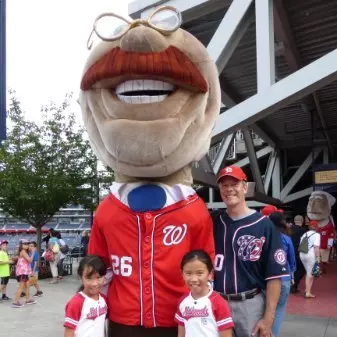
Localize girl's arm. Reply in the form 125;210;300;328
219;329;233;337
177;325;185;337
64;327;75;337
21;250;33;262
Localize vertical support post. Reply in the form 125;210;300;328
323;147;329;164
209;188;214;203
242;128;264;193
272;153;281;199
212;134;235;174
264;150;277;194
0;0;6;141
255;0;275;92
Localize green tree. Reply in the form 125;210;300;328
0;91;113;257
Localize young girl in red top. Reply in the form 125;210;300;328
12;239;36;307
175;250;234;337
64;255;108;337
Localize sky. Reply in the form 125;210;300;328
6;0;132;123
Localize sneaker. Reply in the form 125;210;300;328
12;302;24;308
25;299;36;305
2;295;11;301
48;280;58;284
33;291;43;297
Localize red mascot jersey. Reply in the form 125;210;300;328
88;193;215;328
316;221;334;249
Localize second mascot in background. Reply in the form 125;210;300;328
78;6;221;337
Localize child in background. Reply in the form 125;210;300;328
12;239;36;308
0;240;12;301
175;250;234;337
28;241;43;297
64;255;108;337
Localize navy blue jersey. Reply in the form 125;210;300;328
213;211;289;294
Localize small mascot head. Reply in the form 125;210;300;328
307;191;336;221
79;6;220;178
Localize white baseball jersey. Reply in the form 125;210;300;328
175;290;234;337
64;292;108;337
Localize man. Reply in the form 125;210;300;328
213;166;288;337
290;215;307;293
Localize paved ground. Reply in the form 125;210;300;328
0;262;336;337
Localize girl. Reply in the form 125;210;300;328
299;220;321;298
12;239;36;307
175;250;234;337
64;255;108;337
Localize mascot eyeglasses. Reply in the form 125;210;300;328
87;6;182;50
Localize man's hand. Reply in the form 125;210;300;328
252;317;273;337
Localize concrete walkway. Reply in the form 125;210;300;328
0;270;336;337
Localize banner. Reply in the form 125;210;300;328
313;164;337;193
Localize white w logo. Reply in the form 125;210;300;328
163;224;187;246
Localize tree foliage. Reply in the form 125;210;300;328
0;91;114;228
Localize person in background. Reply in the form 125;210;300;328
12;239;36;307
290;215;307;293
28;241;43;297
0;240;12;301
81;231;90;257
48;231;61;284
269;212;296;337
56;232;67;280
299;220;320;298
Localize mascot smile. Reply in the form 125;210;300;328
79;6;220;337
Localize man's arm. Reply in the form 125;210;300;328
252;278;281;337
64;327;75;337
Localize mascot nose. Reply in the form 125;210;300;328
120;25;168;52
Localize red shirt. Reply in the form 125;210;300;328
88;193;215;328
316;221;334;249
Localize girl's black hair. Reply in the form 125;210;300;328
77;255;107;292
180;249;213;273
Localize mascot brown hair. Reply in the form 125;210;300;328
79;7;220;337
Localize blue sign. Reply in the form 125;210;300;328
0;0;6;141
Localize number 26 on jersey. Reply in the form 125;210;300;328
111;255;133;277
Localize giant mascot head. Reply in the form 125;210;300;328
307;190;336;225
79;6;220;183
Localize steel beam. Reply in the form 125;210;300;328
242;128;264;193
207;0;254;74
273;0;334;157
283;187;313;204
323;147;329;164
212;134;235;174
255;0;275;92
234;146;273;168
191;166;216;187
280;148;322;201
264;150;277;194
272;154;281;199
212;47;337;138
250;124;276;148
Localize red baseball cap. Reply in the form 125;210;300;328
309;220;319;228
217;166;247;183
261;205;283;217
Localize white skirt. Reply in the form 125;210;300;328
300;250;316;276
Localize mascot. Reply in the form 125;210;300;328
79;6;220;337
307;190;336;274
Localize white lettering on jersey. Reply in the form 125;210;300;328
214;254;224;271
237;235;266;261
163;224;187;246
111;255;133;276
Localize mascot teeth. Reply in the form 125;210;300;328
115;80;175;104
